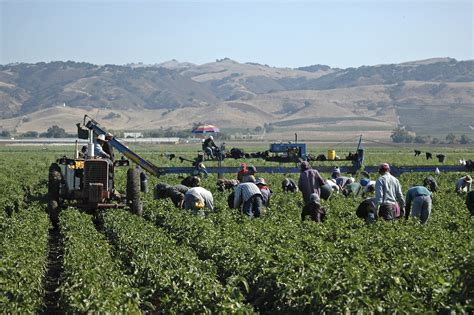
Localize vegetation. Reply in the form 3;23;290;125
0;145;472;312
59;208;141;313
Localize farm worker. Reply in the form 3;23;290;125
360;178;376;198
103;133;115;161
455;175;472;194
154;183;188;208
342;181;363;198
331;167;354;189
184;186;214;217
242;165;257;183
374;163;405;221
331;167;341;179
281;178;299;193
234;179;263;218
466;190;474;215
135;165;148;193
94;134;111;159
356;197;377;223
301;193;326;222
404;185;433;224
320;182;333;201
423;175;438;192
237;162;248;182
255;177;272;207
202;135;218;159
298;161;325;204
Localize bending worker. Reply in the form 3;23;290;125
405;184;433;224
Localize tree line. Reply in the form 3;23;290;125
391;127;472;144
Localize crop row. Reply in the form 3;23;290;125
102;208;252;313
141;171;473;312
59;208;141;313
0;203;50;313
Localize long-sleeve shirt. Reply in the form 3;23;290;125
184;187;214;210
259;186;272;206
234;183;262;209
375;173;404;208
405;186;432;214
93;142;109;158
298;169;325;203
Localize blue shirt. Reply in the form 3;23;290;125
94;142;108;158
405;186;432;208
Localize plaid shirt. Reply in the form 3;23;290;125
234;183;262;208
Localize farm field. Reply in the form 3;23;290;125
0;144;473;313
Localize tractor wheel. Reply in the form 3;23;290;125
48;163;62;227
131;199;143;216
48;163;61;200
48;199;60;228
127;168;141;216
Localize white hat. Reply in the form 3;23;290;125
209;135;214;140
97;134;106;141
255;177;266;185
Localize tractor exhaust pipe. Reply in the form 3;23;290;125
88;129;95;158
75;140;79;159
295;133;298;143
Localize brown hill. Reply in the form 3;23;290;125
0;58;473;140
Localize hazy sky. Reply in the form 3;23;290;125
1;0;472;68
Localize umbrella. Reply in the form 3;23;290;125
192;124;220;133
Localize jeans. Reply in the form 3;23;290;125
242;194;263;218
411;195;432;224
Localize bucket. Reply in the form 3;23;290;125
328;149;336;160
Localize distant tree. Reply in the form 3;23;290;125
414;135;428;144
20;131;38;138
0;130;11;138
41;125;70;138
390;127;410;143
264;123;274;133
460;134;472;144
254;126;263;132
431;137;440;144
445;133;457;144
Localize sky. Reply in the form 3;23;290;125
0;0;472;68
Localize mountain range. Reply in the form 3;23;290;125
0;57;472;140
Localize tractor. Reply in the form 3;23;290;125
47;120;142;227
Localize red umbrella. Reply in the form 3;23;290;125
192;124;220;133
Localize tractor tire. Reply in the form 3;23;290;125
131;199;143;216
127;168;141;216
48;199;60;228
48;163;62;227
48;163;61;200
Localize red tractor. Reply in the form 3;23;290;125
47;120;142;226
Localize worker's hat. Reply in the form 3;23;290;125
97;134;106;141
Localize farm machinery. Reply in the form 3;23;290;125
47;115;165;226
